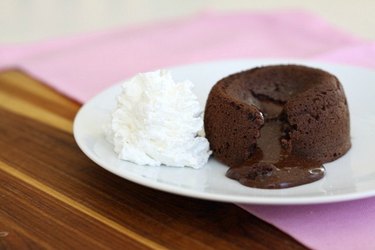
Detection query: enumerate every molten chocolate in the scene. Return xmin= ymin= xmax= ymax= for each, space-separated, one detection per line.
xmin=226 ymin=99 xmax=325 ymax=189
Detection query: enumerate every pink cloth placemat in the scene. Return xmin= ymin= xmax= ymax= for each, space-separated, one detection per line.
xmin=1 ymin=10 xmax=375 ymax=250
xmin=1 ymin=10 xmax=372 ymax=103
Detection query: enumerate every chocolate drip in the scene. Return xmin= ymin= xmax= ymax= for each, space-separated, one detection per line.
xmin=226 ymin=99 xmax=325 ymax=189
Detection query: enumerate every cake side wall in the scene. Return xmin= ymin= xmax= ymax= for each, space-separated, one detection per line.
xmin=204 ymin=85 xmax=264 ymax=167
xmin=284 ymin=78 xmax=351 ymax=162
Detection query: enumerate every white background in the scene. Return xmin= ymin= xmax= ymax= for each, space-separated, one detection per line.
xmin=1 ymin=0 xmax=374 ymax=43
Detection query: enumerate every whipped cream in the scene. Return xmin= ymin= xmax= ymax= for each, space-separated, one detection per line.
xmin=105 ymin=70 xmax=211 ymax=168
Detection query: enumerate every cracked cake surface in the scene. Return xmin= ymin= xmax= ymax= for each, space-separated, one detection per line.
xmin=204 ymin=64 xmax=351 ymax=169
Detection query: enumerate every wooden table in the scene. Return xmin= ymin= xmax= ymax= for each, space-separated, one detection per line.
xmin=0 ymin=70 xmax=305 ymax=249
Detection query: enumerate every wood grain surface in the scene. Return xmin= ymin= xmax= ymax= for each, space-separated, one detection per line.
xmin=0 ymin=70 xmax=306 ymax=249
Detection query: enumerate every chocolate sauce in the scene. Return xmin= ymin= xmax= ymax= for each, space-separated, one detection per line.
xmin=226 ymin=100 xmax=325 ymax=189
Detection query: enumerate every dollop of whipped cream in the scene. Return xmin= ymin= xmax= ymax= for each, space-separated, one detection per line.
xmin=105 ymin=70 xmax=211 ymax=169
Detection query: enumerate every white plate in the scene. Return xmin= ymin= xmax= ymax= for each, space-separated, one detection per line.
xmin=73 ymin=59 xmax=375 ymax=205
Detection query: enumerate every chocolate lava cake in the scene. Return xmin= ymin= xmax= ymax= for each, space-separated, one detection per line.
xmin=204 ymin=65 xmax=351 ymax=188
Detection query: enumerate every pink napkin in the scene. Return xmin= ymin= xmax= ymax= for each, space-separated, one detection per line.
xmin=1 ymin=10 xmax=372 ymax=103
xmin=1 ymin=10 xmax=375 ymax=249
